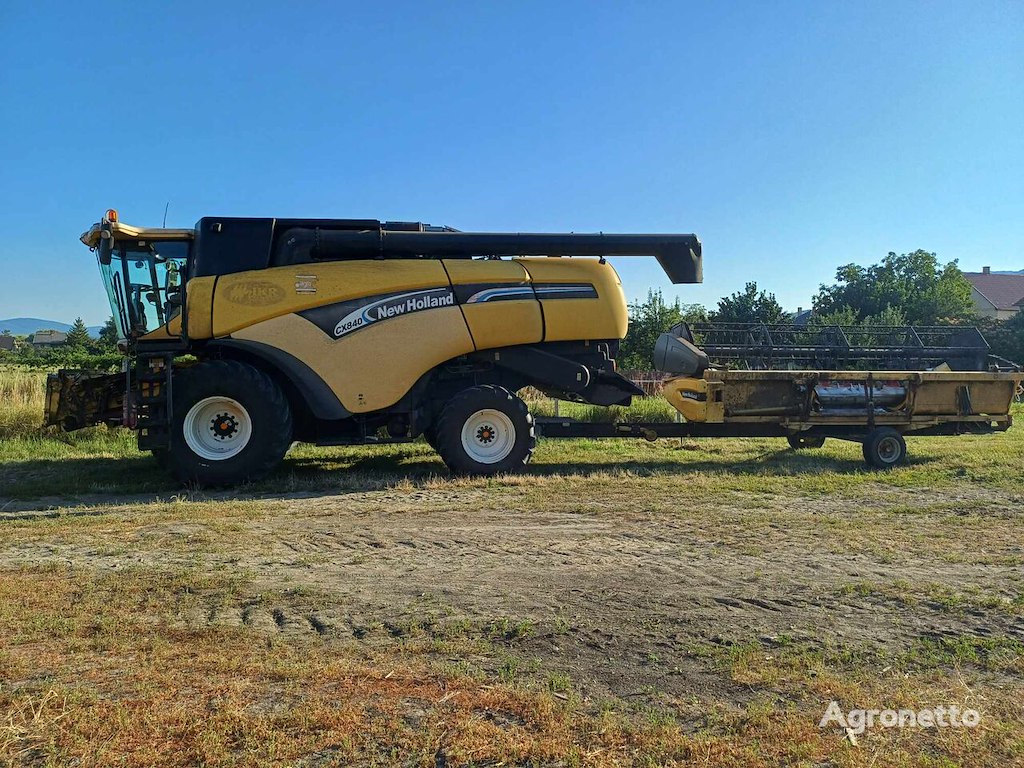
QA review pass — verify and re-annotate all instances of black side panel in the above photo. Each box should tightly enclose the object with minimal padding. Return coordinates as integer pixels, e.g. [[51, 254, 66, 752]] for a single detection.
[[190, 218, 701, 283], [203, 339, 350, 420], [192, 218, 275, 277], [475, 346, 591, 393], [473, 344, 644, 407], [582, 371, 646, 406]]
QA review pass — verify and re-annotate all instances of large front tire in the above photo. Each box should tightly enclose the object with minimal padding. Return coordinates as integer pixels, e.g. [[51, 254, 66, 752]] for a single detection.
[[434, 385, 535, 475], [165, 361, 293, 487]]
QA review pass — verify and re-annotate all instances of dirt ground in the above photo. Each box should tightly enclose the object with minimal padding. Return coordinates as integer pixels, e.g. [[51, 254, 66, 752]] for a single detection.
[[4, 478, 1021, 712]]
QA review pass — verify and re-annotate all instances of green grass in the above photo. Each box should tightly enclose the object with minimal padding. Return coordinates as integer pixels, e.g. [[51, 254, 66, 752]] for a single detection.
[[3, 365, 1021, 501], [527, 394, 679, 422], [3, 405, 1022, 500]]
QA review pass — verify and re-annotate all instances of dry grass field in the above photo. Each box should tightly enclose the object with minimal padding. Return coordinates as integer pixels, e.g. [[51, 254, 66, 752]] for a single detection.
[[1, 369, 1022, 766]]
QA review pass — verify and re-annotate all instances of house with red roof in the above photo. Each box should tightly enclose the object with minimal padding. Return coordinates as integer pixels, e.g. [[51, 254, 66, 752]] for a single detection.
[[962, 267, 1024, 321]]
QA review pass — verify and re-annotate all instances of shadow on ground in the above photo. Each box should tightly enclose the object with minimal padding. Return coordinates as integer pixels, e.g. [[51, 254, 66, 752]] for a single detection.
[[0, 440, 911, 507]]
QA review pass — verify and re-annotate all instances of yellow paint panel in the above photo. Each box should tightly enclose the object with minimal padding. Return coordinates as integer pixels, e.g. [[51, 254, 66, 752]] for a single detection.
[[232, 308, 474, 413], [185, 276, 216, 339], [139, 311, 183, 341], [461, 302, 543, 350], [517, 258, 628, 342], [443, 258, 530, 284], [443, 259, 542, 349], [212, 261, 449, 337], [663, 376, 724, 422]]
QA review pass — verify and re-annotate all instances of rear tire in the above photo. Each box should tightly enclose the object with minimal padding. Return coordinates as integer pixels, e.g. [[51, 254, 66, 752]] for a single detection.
[[862, 428, 906, 469], [434, 385, 535, 475], [165, 360, 293, 487], [787, 434, 825, 450]]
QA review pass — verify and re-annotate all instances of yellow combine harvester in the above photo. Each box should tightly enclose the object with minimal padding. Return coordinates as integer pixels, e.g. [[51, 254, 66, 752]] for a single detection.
[[47, 210, 701, 484], [46, 210, 1020, 486]]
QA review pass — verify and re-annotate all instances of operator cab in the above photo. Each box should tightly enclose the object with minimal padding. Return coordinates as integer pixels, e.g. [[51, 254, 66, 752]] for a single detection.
[[82, 210, 192, 343]]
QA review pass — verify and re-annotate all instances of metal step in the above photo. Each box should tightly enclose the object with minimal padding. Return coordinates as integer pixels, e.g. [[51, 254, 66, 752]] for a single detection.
[[135, 353, 174, 450]]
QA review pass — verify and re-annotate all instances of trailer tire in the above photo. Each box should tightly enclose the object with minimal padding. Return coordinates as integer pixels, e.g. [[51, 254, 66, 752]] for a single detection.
[[165, 360, 293, 487], [862, 428, 906, 469], [787, 434, 825, 450], [434, 385, 535, 475]]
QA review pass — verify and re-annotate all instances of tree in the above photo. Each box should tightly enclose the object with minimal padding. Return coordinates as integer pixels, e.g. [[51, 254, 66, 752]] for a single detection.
[[711, 282, 786, 325], [98, 316, 120, 348], [863, 304, 908, 327], [983, 312, 1024, 367], [807, 306, 859, 328], [814, 250, 974, 325], [66, 317, 91, 348], [619, 290, 707, 370]]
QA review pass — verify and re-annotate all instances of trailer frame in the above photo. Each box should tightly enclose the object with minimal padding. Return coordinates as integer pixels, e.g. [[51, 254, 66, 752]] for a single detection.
[[535, 367, 1021, 469]]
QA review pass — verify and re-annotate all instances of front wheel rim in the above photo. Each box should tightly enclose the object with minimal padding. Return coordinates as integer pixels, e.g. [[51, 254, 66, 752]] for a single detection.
[[461, 408, 516, 464], [183, 396, 253, 461]]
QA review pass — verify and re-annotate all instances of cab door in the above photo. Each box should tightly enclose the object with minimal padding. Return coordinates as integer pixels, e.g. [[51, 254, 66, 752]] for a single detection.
[[443, 259, 543, 350], [132, 240, 190, 342]]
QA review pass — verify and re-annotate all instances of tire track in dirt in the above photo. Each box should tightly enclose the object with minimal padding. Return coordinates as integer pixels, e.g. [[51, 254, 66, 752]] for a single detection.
[[2, 483, 1021, 701]]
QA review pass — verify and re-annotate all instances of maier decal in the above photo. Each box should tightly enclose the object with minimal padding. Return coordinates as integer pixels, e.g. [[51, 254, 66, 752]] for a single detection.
[[224, 281, 286, 306]]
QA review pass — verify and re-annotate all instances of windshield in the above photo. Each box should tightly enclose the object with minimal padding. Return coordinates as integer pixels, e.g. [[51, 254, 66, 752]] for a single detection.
[[100, 240, 189, 338]]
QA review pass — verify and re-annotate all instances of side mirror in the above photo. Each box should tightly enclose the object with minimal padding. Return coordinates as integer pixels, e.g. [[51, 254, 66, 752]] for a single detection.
[[98, 228, 113, 265]]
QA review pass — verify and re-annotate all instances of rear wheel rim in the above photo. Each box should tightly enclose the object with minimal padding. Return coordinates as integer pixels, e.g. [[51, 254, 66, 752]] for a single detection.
[[183, 396, 253, 461], [877, 436, 901, 463], [461, 408, 515, 464]]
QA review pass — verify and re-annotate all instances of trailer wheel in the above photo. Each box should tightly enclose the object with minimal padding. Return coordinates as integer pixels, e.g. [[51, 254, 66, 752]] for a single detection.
[[165, 360, 293, 487], [434, 385, 535, 475], [862, 428, 906, 469], [787, 434, 825, 450]]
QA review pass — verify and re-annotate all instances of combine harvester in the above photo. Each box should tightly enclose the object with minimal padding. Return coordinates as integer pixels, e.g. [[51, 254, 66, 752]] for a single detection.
[[47, 210, 1021, 485]]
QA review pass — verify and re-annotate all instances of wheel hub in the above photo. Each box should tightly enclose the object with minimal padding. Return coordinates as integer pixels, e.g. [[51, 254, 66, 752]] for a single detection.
[[878, 437, 899, 461], [211, 413, 239, 440], [461, 408, 516, 464], [183, 396, 253, 461]]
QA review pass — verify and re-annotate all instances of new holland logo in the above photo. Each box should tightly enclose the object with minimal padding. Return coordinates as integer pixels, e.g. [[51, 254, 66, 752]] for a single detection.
[[333, 288, 455, 338]]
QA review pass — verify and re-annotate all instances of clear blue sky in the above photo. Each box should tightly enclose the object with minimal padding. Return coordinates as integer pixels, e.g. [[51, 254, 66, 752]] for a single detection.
[[1, 1, 1021, 325]]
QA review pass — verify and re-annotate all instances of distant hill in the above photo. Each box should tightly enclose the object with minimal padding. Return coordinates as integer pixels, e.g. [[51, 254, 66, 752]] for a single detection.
[[0, 318, 103, 337]]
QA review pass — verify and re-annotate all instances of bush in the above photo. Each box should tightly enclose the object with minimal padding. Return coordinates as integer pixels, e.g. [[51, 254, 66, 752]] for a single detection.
[[0, 346, 121, 371]]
